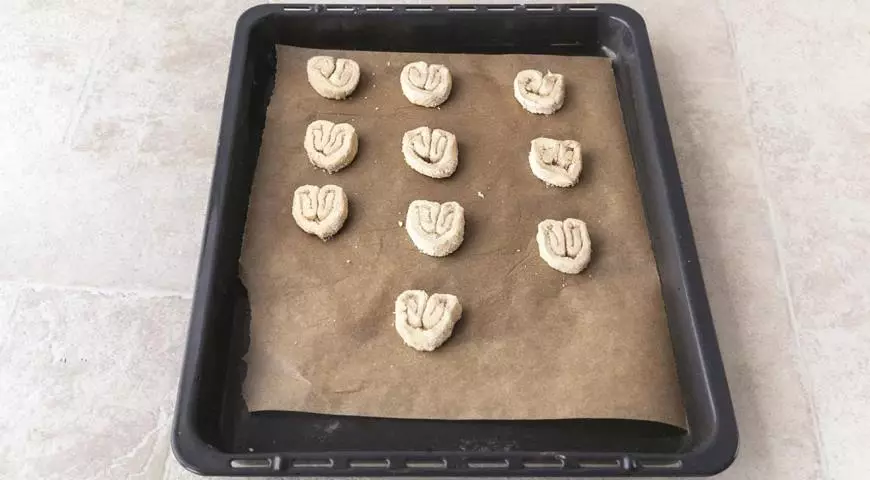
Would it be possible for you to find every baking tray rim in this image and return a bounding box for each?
[171,3,739,477]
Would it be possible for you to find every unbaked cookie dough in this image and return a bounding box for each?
[400,61,452,107]
[529,137,582,187]
[536,218,592,274]
[395,290,462,352]
[405,200,465,257]
[401,126,458,179]
[291,184,348,240]
[306,56,360,100]
[303,120,358,173]
[513,69,565,115]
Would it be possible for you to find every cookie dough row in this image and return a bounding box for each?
[308,55,566,114]
[304,120,459,178]
[292,185,592,272]
[305,120,584,187]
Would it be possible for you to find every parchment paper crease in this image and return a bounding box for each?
[240,46,686,427]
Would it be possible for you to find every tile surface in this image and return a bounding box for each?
[0,288,189,480]
[0,0,868,478]
[0,0,259,293]
[0,286,21,344]
[717,0,870,478]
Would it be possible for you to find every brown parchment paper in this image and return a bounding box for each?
[240,46,686,427]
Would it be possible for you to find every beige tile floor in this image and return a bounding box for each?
[0,0,867,478]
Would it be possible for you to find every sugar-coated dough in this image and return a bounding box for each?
[405,200,464,257]
[513,69,565,115]
[400,61,452,108]
[395,290,462,352]
[536,218,592,274]
[306,56,360,100]
[304,120,358,173]
[292,184,348,240]
[529,137,582,187]
[402,126,458,178]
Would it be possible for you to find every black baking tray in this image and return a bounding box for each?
[172,3,737,477]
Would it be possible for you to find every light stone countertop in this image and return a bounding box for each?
[0,1,867,479]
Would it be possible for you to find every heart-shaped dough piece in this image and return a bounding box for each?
[405,200,464,257]
[306,56,360,100]
[529,137,582,187]
[395,290,462,352]
[402,126,459,179]
[536,218,592,274]
[304,120,358,173]
[514,69,565,115]
[400,61,452,108]
[291,184,348,240]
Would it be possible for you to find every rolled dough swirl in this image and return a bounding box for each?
[513,69,565,115]
[400,61,452,108]
[306,56,360,100]
[536,218,592,274]
[529,137,582,187]
[401,126,458,179]
[405,200,465,257]
[303,120,358,174]
[291,184,348,240]
[395,290,462,352]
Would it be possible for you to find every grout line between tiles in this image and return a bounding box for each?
[714,0,829,478]
[0,280,192,300]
